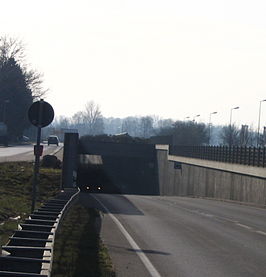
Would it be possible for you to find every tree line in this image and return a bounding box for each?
[0,36,261,147]
[0,36,45,140]
[49,101,174,139]
[49,101,261,147]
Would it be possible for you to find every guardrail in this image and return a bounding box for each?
[0,188,79,277]
[169,145,266,167]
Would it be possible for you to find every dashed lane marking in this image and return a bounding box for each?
[146,198,266,239]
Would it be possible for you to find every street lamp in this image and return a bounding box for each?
[257,99,266,147]
[229,106,239,127]
[229,106,239,146]
[209,112,217,145]
[193,114,200,122]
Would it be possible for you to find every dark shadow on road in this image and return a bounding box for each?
[127,249,171,255]
[80,193,144,216]
[102,243,171,256]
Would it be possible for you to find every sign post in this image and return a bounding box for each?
[28,99,54,213]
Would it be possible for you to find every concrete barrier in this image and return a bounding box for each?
[156,145,266,207]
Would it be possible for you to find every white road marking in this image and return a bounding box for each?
[235,223,252,230]
[92,195,162,277]
[149,197,266,241]
[255,231,266,236]
[50,146,63,156]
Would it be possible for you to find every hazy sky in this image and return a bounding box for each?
[1,0,266,128]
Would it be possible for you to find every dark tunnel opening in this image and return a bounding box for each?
[77,161,121,194]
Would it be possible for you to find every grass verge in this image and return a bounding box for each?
[0,161,61,245]
[51,204,116,277]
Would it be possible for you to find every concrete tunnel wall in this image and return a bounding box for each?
[77,141,159,195]
[75,140,266,204]
[156,145,266,206]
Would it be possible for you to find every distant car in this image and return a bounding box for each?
[48,135,59,146]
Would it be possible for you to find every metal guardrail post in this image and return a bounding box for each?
[236,147,240,164]
[244,147,246,164]
[248,147,251,165]
[0,189,80,277]
[257,147,261,167]
[263,147,266,167]
[252,147,256,166]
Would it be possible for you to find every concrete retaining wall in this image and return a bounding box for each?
[157,146,266,206]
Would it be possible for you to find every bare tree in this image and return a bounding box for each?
[72,111,84,125]
[24,70,46,99]
[0,36,46,99]
[140,116,154,138]
[53,116,70,129]
[0,36,25,63]
[122,117,139,136]
[83,101,104,135]
[153,116,174,130]
[220,124,240,146]
[103,117,122,135]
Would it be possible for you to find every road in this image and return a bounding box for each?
[81,193,266,277]
[0,144,63,162]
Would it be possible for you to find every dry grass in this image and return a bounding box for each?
[52,204,116,277]
[0,161,61,245]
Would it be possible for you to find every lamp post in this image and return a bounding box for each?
[208,112,217,145]
[193,114,200,122]
[257,99,266,147]
[229,106,239,146]
[230,106,239,127]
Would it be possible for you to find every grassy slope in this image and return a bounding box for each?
[0,161,61,245]
[0,161,116,277]
[52,204,116,277]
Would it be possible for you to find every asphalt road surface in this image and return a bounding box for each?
[81,193,266,277]
[0,144,63,162]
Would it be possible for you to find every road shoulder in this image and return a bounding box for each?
[79,193,151,277]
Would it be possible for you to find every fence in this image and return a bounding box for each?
[169,145,266,167]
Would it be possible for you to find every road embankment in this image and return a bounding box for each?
[0,161,61,246]
[51,202,115,277]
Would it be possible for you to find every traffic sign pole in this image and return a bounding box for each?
[28,99,54,213]
[31,100,43,213]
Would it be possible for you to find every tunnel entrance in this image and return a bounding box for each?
[77,141,160,195]
[77,155,121,194]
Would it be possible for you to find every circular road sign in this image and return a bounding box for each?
[28,100,54,128]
